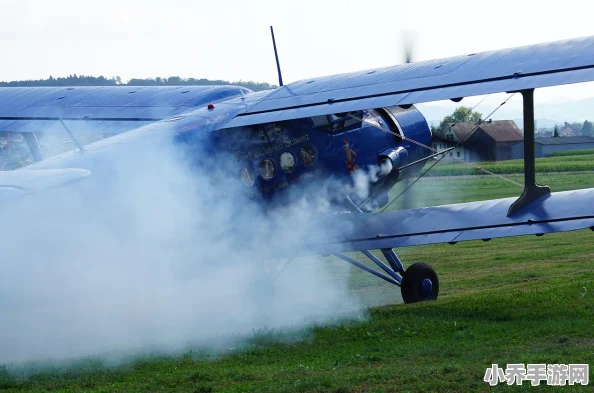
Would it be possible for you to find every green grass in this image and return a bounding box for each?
[430,153,594,176]
[2,173,594,392]
[386,171,594,209]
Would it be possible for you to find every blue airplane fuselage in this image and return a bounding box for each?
[23,86,433,211]
[197,104,433,209]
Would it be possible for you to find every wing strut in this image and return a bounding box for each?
[58,119,86,154]
[22,132,44,162]
[507,89,550,216]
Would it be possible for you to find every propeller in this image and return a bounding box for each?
[399,30,417,211]
[400,30,418,64]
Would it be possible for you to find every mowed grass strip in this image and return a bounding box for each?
[2,174,594,392]
[430,152,594,176]
[386,171,594,209]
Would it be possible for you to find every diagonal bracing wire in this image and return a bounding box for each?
[380,152,447,213]
[347,94,522,187]
[353,96,492,211]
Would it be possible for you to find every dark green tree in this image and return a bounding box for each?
[553,126,559,138]
[435,106,482,137]
[0,76,276,91]
[581,120,593,137]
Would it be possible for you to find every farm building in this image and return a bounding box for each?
[511,136,594,158]
[432,120,523,161]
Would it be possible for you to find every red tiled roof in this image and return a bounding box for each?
[448,120,523,143]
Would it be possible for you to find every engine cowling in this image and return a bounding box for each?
[360,105,432,211]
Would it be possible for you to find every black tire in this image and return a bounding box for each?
[401,262,439,304]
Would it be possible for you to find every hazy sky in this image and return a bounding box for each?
[1,0,593,107]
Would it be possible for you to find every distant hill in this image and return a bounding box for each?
[534,98,594,123]
[0,75,276,92]
[421,97,594,130]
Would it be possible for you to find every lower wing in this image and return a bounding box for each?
[302,188,594,255]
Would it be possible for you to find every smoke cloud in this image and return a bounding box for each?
[0,123,363,365]
[350,160,394,200]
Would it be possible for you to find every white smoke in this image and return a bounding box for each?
[0,124,363,365]
[350,160,394,202]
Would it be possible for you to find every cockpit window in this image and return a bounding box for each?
[311,111,362,135]
[280,152,296,173]
[259,158,275,180]
[300,146,316,166]
[362,111,383,129]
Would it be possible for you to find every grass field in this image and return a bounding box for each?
[430,150,594,176]
[387,171,594,209]
[2,171,594,392]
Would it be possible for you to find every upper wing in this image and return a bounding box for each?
[222,36,594,128]
[300,188,594,256]
[0,85,249,134]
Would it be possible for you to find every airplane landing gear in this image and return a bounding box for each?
[401,262,439,303]
[334,249,439,304]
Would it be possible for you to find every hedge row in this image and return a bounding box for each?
[545,149,594,157]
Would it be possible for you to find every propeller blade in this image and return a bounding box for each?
[400,30,418,64]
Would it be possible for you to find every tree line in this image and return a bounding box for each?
[552,121,593,137]
[0,75,276,91]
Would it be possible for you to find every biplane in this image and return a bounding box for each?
[1,31,594,304]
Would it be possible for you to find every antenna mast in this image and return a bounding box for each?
[270,26,284,87]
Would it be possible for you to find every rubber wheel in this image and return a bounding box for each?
[401,262,439,304]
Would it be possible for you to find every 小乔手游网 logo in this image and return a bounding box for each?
[484,364,589,386]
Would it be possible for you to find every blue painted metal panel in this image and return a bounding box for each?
[221,36,594,129]
[222,93,409,128]
[221,67,594,129]
[248,36,594,109]
[0,85,250,133]
[5,119,153,134]
[296,188,594,256]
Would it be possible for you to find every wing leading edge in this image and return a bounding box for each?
[299,188,594,256]
[0,85,250,134]
[222,36,594,128]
